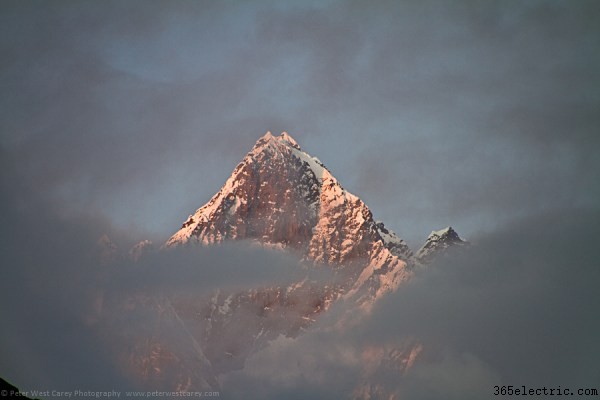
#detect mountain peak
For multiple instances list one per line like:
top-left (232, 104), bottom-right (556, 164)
top-left (165, 131), bottom-right (412, 305)
top-left (428, 226), bottom-right (459, 240)
top-left (255, 130), bottom-right (301, 151)
top-left (415, 226), bottom-right (467, 264)
top-left (279, 131), bottom-right (300, 149)
top-left (262, 131), bottom-right (274, 140)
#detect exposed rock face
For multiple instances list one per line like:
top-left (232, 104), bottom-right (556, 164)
top-left (375, 221), bottom-right (413, 262)
top-left (198, 283), bottom-right (330, 374)
top-left (415, 226), bottom-right (468, 265)
top-left (166, 132), bottom-right (412, 304)
top-left (118, 132), bottom-right (466, 393)
top-left (166, 132), bottom-right (319, 250)
top-left (124, 132), bottom-right (416, 390)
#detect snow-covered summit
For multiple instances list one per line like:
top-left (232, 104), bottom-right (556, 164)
top-left (165, 131), bottom-right (412, 304)
top-left (119, 132), bottom-right (472, 390)
top-left (255, 131), bottom-right (301, 150)
top-left (120, 132), bottom-right (469, 392)
top-left (427, 226), bottom-right (463, 243)
top-left (415, 226), bottom-right (467, 265)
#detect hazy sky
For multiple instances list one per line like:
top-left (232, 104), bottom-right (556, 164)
top-left (1, 1), bottom-right (600, 397)
top-left (224, 206), bottom-right (600, 398)
top-left (2, 0), bottom-right (598, 247)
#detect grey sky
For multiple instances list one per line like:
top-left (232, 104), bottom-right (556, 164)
top-left (0, 153), bottom-right (315, 391)
top-left (224, 207), bottom-right (600, 399)
top-left (2, 0), bottom-right (598, 247)
top-left (1, 1), bottom-right (599, 397)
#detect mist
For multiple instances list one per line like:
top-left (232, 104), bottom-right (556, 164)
top-left (1, 0), bottom-right (598, 245)
top-left (0, 151), bottom-right (315, 392)
top-left (223, 207), bottom-right (600, 399)
top-left (1, 0), bottom-right (599, 398)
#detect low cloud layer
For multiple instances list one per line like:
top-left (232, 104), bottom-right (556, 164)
top-left (1, 1), bottom-right (598, 245)
top-left (0, 153), bottom-right (314, 392)
top-left (1, 1), bottom-right (599, 398)
top-left (223, 207), bottom-right (600, 399)
top-left (2, 130), bottom-right (600, 397)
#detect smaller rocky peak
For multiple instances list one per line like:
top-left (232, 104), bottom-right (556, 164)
top-left (428, 227), bottom-right (462, 242)
top-left (415, 226), bottom-right (467, 265)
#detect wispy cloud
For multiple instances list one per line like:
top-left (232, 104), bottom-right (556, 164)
top-left (2, 1), bottom-right (598, 243)
top-left (223, 207), bottom-right (600, 398)
top-left (1, 1), bottom-right (599, 397)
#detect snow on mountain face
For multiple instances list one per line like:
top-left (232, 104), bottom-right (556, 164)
top-left (375, 221), bottom-right (413, 262)
top-left (116, 131), bottom-right (415, 391)
top-left (109, 132), bottom-right (468, 393)
top-left (166, 132), bottom-right (320, 249)
top-left (415, 226), bottom-right (467, 265)
top-left (166, 132), bottom-right (412, 303)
